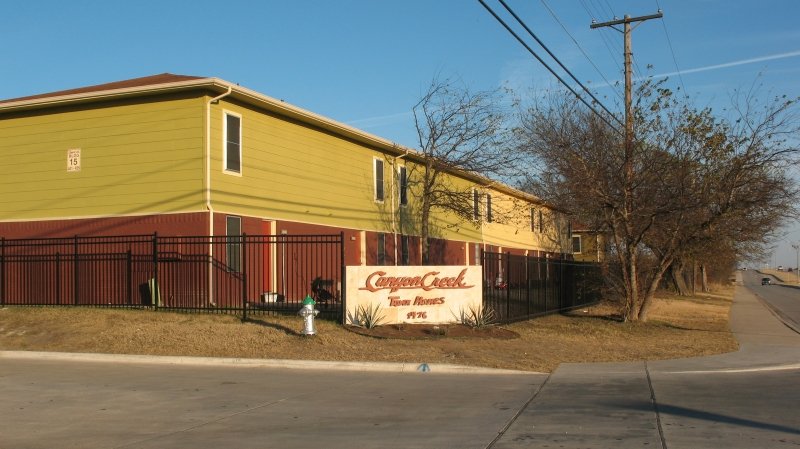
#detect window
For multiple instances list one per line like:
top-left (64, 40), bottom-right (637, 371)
top-left (400, 235), bottom-right (409, 265)
top-left (224, 112), bottom-right (242, 174)
top-left (377, 233), bottom-right (386, 265)
top-left (486, 194), bottom-right (493, 223)
top-left (374, 158), bottom-right (384, 202)
top-left (538, 210), bottom-right (544, 233)
top-left (226, 216), bottom-right (242, 272)
top-left (572, 235), bottom-right (582, 254)
top-left (398, 166), bottom-right (408, 206)
top-left (472, 189), bottom-right (480, 221)
top-left (530, 208), bottom-right (536, 232)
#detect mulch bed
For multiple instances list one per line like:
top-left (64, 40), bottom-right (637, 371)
top-left (345, 323), bottom-right (519, 340)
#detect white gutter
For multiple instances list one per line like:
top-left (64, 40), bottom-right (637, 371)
top-left (391, 150), bottom-right (410, 265)
top-left (206, 86), bottom-right (233, 305)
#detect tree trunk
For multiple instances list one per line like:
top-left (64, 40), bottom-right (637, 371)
top-left (638, 256), bottom-right (674, 322)
top-left (625, 249), bottom-right (640, 322)
top-left (667, 259), bottom-right (691, 296)
top-left (420, 197), bottom-right (431, 265)
top-left (700, 264), bottom-right (709, 292)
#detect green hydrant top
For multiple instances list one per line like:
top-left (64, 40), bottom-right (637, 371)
top-left (302, 295), bottom-right (316, 306)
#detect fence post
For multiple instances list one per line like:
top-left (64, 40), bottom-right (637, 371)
top-left (241, 233), bottom-right (248, 321)
top-left (56, 252), bottom-right (61, 305)
top-left (73, 235), bottom-right (79, 305)
top-left (525, 255), bottom-right (530, 317)
top-left (505, 252), bottom-right (510, 322)
top-left (340, 231), bottom-right (346, 324)
top-left (152, 233), bottom-right (159, 310)
top-left (126, 250), bottom-right (132, 305)
top-left (543, 256), bottom-right (549, 312)
top-left (0, 237), bottom-right (4, 306)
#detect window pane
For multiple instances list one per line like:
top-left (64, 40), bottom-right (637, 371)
top-left (226, 114), bottom-right (241, 173)
top-left (486, 194), bottom-right (493, 223)
top-left (399, 166), bottom-right (407, 205)
top-left (473, 190), bottom-right (479, 221)
top-left (375, 159), bottom-right (384, 201)
top-left (572, 236), bottom-right (582, 253)
top-left (377, 233), bottom-right (386, 265)
top-left (401, 235), bottom-right (409, 265)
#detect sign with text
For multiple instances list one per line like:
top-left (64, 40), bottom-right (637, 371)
top-left (67, 148), bottom-right (81, 172)
top-left (345, 265), bottom-right (483, 325)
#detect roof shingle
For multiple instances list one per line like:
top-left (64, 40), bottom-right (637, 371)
top-left (0, 73), bottom-right (205, 104)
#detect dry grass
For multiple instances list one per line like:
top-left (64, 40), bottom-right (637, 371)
top-left (0, 286), bottom-right (738, 373)
top-left (759, 268), bottom-right (800, 285)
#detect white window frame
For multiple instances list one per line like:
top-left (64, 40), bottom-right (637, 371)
top-left (373, 157), bottom-right (385, 203)
top-left (223, 110), bottom-right (242, 176)
top-left (572, 235), bottom-right (582, 254)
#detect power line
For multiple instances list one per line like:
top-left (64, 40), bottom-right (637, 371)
top-left (654, 0), bottom-right (689, 97)
top-left (579, 0), bottom-right (624, 75)
top-left (477, 0), bottom-right (624, 133)
top-left (539, 0), bottom-right (623, 101)
top-left (495, 0), bottom-right (623, 123)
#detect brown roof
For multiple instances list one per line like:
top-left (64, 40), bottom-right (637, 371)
top-left (0, 73), bottom-right (205, 104)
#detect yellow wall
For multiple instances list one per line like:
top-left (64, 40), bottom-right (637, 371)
top-left (208, 96), bottom-right (565, 251)
top-left (209, 99), bottom-right (403, 232)
top-left (0, 87), bottom-right (566, 255)
top-left (573, 232), bottom-right (605, 262)
top-left (0, 94), bottom-right (206, 220)
top-left (478, 190), bottom-right (568, 253)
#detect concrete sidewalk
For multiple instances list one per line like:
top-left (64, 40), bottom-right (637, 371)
top-left (491, 284), bottom-right (800, 448)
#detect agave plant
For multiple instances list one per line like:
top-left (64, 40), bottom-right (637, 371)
top-left (458, 304), bottom-right (496, 328)
top-left (351, 303), bottom-right (386, 329)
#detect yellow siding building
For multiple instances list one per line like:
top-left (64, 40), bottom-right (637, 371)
top-left (0, 74), bottom-right (572, 265)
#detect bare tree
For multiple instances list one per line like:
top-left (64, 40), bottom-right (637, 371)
top-left (518, 80), bottom-right (799, 321)
top-left (410, 78), bottom-right (523, 263)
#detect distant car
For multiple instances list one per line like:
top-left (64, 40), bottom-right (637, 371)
top-left (761, 277), bottom-right (771, 285)
top-left (778, 266), bottom-right (784, 271)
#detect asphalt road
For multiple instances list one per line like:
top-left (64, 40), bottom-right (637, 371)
top-left (746, 270), bottom-right (800, 332)
top-left (1, 278), bottom-right (799, 448)
top-left (0, 358), bottom-right (544, 449)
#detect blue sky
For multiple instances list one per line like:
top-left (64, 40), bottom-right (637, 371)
top-left (3, 0), bottom-right (799, 266)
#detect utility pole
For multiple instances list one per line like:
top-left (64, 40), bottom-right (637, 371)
top-left (590, 12), bottom-right (662, 315)
top-left (590, 11), bottom-right (663, 212)
top-left (792, 243), bottom-right (799, 284)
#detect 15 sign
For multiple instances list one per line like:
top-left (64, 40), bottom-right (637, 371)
top-left (67, 148), bottom-right (81, 172)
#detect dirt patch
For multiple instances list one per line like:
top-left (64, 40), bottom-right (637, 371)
top-left (345, 323), bottom-right (519, 340)
top-left (0, 286), bottom-right (738, 373)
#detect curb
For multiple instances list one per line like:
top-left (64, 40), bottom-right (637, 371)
top-left (752, 293), bottom-right (800, 335)
top-left (0, 350), bottom-right (538, 376)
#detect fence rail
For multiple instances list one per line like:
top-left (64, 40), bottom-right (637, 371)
top-left (481, 251), bottom-right (602, 323)
top-left (1, 235), bottom-right (600, 325)
top-left (0, 233), bottom-right (345, 320)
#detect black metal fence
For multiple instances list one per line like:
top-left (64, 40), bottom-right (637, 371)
top-left (0, 233), bottom-right (345, 320)
top-left (481, 251), bottom-right (602, 323)
top-left (1, 235), bottom-right (600, 325)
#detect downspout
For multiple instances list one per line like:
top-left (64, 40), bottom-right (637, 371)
top-left (206, 86), bottom-right (233, 305)
top-left (391, 150), bottom-right (410, 265)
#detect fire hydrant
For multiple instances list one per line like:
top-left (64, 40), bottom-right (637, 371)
top-left (298, 295), bottom-right (320, 336)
